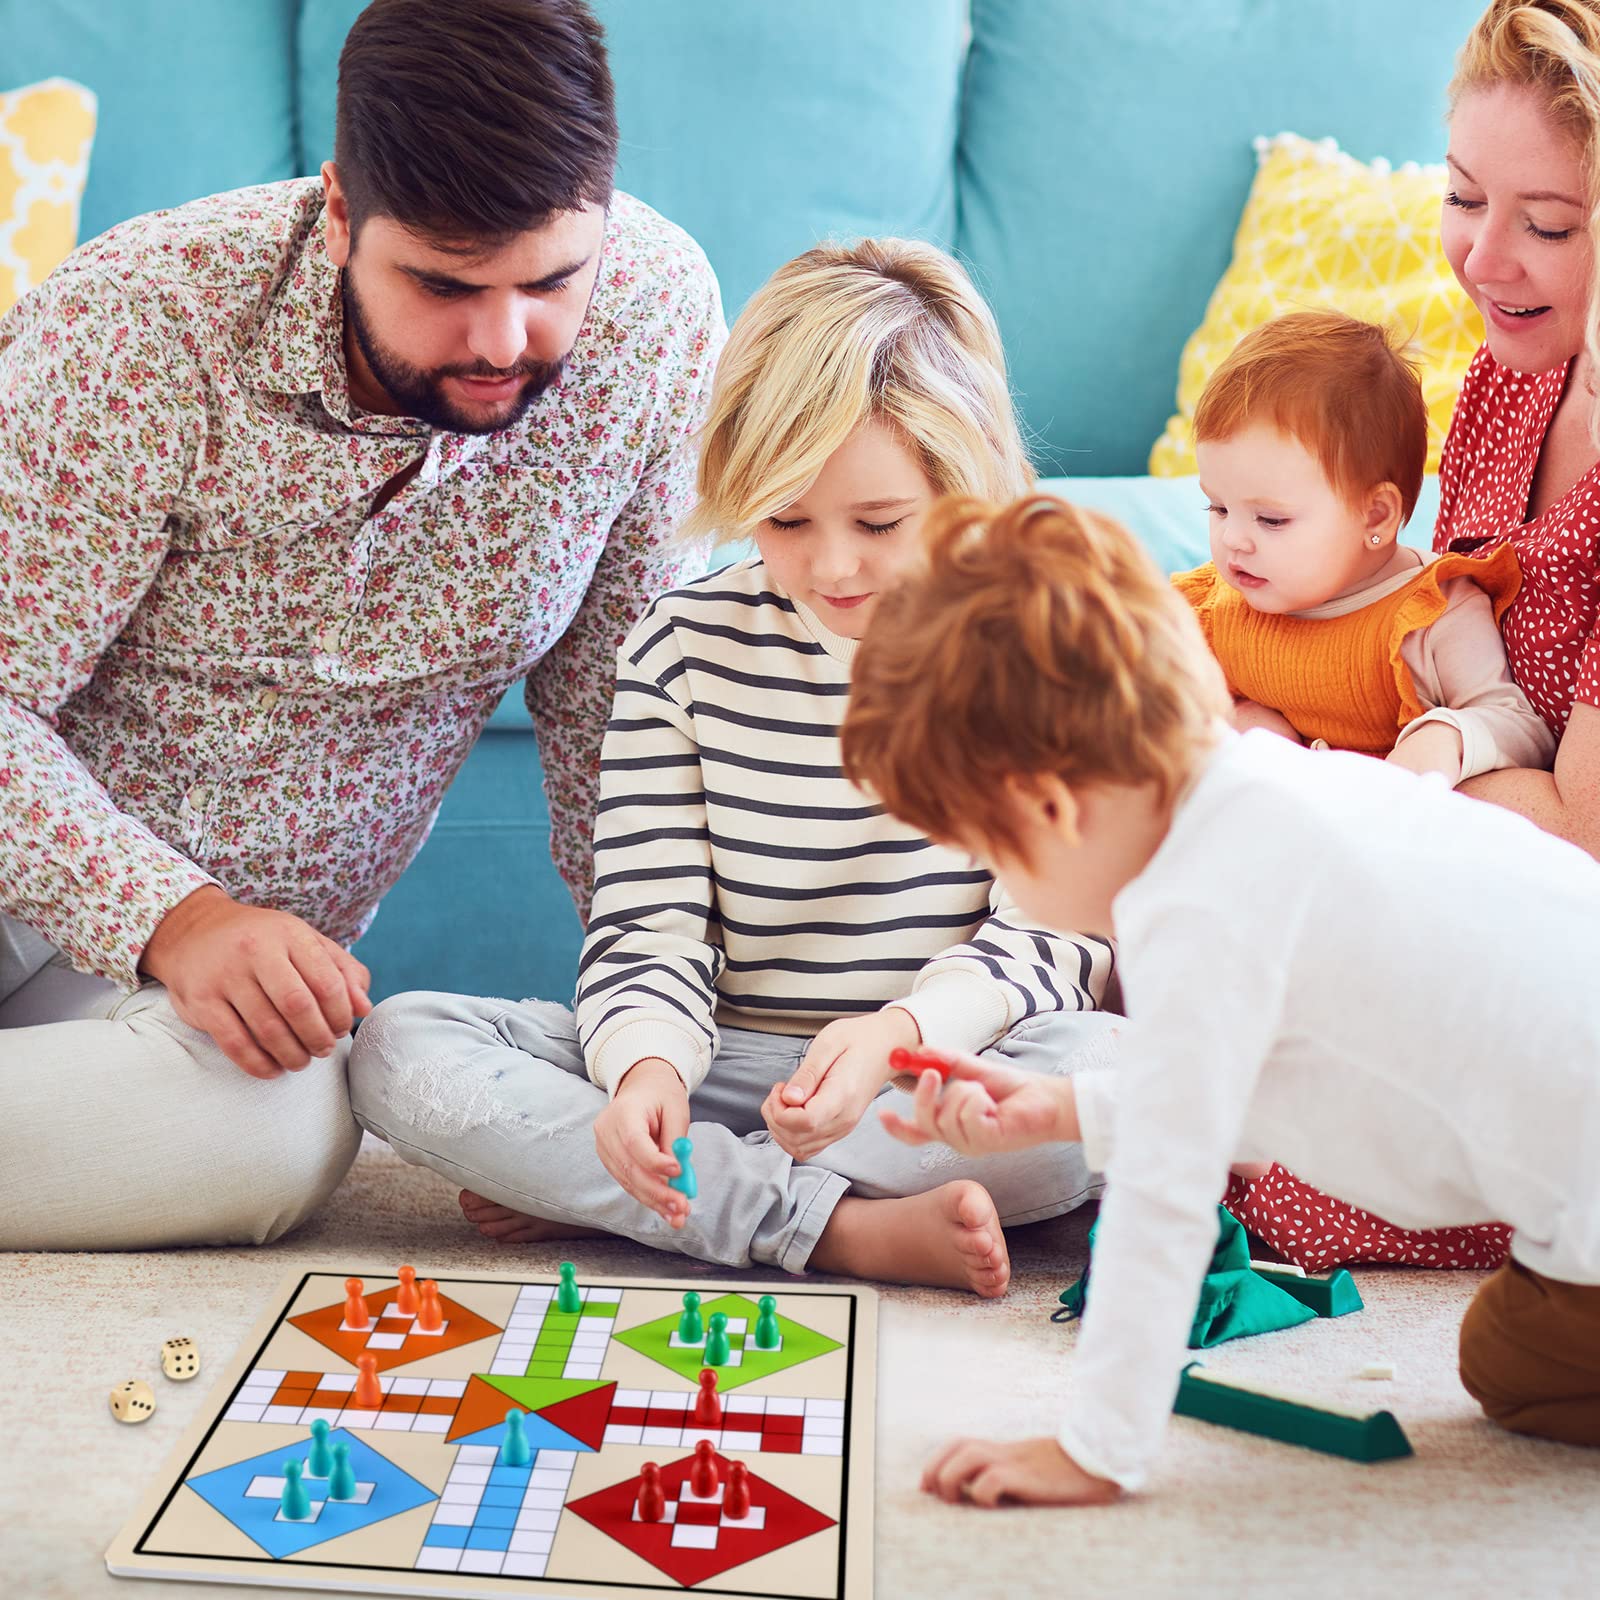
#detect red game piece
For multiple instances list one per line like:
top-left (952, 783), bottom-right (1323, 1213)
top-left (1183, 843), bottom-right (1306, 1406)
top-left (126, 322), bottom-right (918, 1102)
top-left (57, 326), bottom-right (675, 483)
top-left (689, 1439), bottom-right (719, 1498)
top-left (888, 1047), bottom-right (954, 1090)
top-left (394, 1264), bottom-right (419, 1317)
top-left (343, 1277), bottom-right (370, 1331)
top-left (416, 1280), bottom-right (443, 1333)
top-left (692, 1369), bottom-right (721, 1427)
top-left (724, 1461), bottom-right (752, 1520)
top-left (637, 1462), bottom-right (665, 1523)
top-left (354, 1353), bottom-right (382, 1409)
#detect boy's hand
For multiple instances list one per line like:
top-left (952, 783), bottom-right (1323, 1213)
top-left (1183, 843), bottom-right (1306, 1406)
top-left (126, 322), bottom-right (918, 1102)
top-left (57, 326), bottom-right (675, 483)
top-left (923, 1436), bottom-right (1121, 1508)
top-left (1231, 698), bottom-right (1304, 744)
top-left (593, 1059), bottom-right (691, 1227)
top-left (762, 1008), bottom-right (919, 1162)
top-left (880, 1050), bottom-right (1077, 1156)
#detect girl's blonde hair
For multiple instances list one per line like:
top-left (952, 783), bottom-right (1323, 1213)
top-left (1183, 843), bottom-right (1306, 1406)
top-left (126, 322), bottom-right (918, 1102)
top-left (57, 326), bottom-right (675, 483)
top-left (1452, 1), bottom-right (1600, 442)
top-left (681, 238), bottom-right (1031, 544)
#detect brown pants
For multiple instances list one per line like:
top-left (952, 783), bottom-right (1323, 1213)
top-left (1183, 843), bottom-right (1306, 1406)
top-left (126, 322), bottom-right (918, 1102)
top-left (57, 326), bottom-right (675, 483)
top-left (1459, 1258), bottom-right (1600, 1446)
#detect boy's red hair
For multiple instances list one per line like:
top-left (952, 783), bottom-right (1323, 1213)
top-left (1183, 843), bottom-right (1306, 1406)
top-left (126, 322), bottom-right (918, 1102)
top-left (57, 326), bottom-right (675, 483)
top-left (1193, 310), bottom-right (1428, 522)
top-left (840, 495), bottom-right (1229, 857)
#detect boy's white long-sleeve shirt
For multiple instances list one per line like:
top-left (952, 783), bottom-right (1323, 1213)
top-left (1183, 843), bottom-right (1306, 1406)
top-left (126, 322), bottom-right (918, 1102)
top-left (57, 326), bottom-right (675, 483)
top-left (1060, 730), bottom-right (1600, 1492)
top-left (574, 558), bottom-right (1113, 1096)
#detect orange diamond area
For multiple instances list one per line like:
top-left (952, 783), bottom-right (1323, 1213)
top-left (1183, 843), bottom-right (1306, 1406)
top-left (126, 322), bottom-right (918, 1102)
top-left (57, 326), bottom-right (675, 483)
top-left (289, 1286), bottom-right (502, 1374)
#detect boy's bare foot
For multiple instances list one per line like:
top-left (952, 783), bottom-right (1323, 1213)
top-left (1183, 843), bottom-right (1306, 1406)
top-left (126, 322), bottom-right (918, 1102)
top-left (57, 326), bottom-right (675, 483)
top-left (458, 1190), bottom-right (606, 1245)
top-left (808, 1180), bottom-right (1010, 1297)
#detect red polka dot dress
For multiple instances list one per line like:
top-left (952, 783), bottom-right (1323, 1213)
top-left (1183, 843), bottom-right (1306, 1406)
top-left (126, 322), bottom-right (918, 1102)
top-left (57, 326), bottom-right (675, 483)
top-left (1221, 344), bottom-right (1593, 1274)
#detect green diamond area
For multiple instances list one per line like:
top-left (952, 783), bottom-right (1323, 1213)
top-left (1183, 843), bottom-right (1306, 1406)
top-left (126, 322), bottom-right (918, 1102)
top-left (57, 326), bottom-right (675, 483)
top-left (612, 1294), bottom-right (842, 1390)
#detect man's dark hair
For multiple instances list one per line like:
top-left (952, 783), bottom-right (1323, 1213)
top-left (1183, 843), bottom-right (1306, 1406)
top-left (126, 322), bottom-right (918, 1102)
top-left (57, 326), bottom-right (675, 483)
top-left (334, 0), bottom-right (617, 243)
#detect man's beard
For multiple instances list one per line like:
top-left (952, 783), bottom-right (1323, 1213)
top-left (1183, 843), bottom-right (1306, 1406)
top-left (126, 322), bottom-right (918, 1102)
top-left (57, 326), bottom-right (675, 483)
top-left (341, 273), bottom-right (567, 435)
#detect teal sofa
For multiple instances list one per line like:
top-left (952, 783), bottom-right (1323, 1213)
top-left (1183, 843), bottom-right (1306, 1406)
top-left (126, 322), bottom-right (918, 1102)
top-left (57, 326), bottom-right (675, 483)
top-left (7, 0), bottom-right (1477, 1002)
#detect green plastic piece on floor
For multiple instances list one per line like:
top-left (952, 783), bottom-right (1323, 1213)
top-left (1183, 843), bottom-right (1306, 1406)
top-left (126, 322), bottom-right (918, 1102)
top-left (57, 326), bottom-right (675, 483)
top-left (327, 1441), bottom-right (357, 1502)
top-left (1057, 1206), bottom-right (1320, 1347)
top-left (1174, 1362), bottom-right (1413, 1462)
top-left (501, 1408), bottom-right (532, 1467)
top-left (556, 1261), bottom-right (581, 1314)
top-left (279, 1459), bottom-right (312, 1521)
top-left (1250, 1263), bottom-right (1364, 1318)
top-left (754, 1293), bottom-right (780, 1350)
top-left (704, 1311), bottom-right (731, 1366)
top-left (668, 1136), bottom-right (697, 1198)
top-left (678, 1291), bottom-right (704, 1346)
top-left (306, 1417), bottom-right (332, 1479)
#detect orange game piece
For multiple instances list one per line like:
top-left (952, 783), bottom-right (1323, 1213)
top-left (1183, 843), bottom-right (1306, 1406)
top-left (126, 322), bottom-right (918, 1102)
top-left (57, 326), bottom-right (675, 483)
top-left (354, 1353), bottom-right (382, 1409)
top-left (725, 1461), bottom-right (752, 1520)
top-left (689, 1439), bottom-right (719, 1498)
top-left (692, 1369), bottom-right (721, 1427)
top-left (394, 1265), bottom-right (419, 1317)
top-left (637, 1462), bottom-right (665, 1523)
top-left (416, 1279), bottom-right (443, 1333)
top-left (343, 1278), bottom-right (370, 1331)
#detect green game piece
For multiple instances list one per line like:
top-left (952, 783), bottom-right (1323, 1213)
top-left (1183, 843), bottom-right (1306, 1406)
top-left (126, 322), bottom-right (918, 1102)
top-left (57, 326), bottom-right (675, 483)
top-left (279, 1459), bottom-right (312, 1521)
top-left (754, 1294), bottom-right (781, 1350)
top-left (1250, 1263), bottom-right (1365, 1319)
top-left (306, 1417), bottom-right (333, 1479)
top-left (556, 1262), bottom-right (581, 1314)
top-left (668, 1136), bottom-right (697, 1198)
top-left (1174, 1363), bottom-right (1412, 1463)
top-left (501, 1408), bottom-right (532, 1467)
top-left (703, 1311), bottom-right (731, 1366)
top-left (327, 1440), bottom-right (357, 1502)
top-left (678, 1291), bottom-right (704, 1345)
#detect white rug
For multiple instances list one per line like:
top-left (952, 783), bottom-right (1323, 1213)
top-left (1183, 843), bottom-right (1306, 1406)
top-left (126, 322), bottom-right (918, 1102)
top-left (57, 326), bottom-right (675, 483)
top-left (7, 1136), bottom-right (1598, 1600)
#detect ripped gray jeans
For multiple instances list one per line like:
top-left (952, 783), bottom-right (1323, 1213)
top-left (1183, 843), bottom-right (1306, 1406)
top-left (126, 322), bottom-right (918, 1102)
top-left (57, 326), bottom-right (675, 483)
top-left (347, 992), bottom-right (1117, 1274)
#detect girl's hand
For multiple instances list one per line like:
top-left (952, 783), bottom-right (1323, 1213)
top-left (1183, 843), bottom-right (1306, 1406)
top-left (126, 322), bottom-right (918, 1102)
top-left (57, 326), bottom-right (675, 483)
top-left (593, 1059), bottom-right (691, 1226)
top-left (922, 1435), bottom-right (1122, 1507)
top-left (880, 1049), bottom-right (1078, 1156)
top-left (1231, 698), bottom-right (1305, 743)
top-left (762, 1008), bottom-right (919, 1161)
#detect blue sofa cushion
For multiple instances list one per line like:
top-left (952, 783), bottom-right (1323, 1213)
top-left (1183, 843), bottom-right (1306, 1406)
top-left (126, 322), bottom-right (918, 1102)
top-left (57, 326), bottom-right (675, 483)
top-left (295, 0), bottom-right (967, 320)
top-left (2, 0), bottom-right (298, 243)
top-left (957, 0), bottom-right (1483, 475)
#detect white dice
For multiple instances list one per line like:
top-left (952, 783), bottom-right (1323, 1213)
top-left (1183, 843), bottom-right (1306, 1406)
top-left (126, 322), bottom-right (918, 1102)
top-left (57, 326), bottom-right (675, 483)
top-left (161, 1337), bottom-right (200, 1381)
top-left (110, 1379), bottom-right (156, 1424)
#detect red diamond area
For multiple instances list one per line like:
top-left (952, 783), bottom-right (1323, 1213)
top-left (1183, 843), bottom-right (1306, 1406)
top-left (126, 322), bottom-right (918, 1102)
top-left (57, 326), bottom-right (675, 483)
top-left (288, 1286), bottom-right (501, 1374)
top-left (566, 1450), bottom-right (836, 1588)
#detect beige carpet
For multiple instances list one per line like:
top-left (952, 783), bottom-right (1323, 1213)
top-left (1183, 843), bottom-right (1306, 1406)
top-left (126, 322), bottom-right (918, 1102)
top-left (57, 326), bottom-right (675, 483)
top-left (7, 1136), bottom-right (1599, 1600)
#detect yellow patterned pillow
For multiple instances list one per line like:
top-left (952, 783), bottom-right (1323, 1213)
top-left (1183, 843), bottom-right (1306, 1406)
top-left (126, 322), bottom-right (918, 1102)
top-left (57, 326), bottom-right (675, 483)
top-left (1150, 132), bottom-right (1484, 477)
top-left (0, 78), bottom-right (97, 317)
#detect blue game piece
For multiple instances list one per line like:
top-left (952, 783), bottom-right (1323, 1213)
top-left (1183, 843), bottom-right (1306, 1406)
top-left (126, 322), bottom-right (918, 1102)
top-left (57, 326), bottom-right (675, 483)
top-left (306, 1417), bottom-right (332, 1479)
top-left (279, 1459), bottom-right (312, 1521)
top-left (327, 1440), bottom-right (357, 1503)
top-left (501, 1408), bottom-right (532, 1467)
top-left (668, 1136), bottom-right (697, 1198)
top-left (556, 1261), bottom-right (581, 1314)
top-left (703, 1311), bottom-right (731, 1366)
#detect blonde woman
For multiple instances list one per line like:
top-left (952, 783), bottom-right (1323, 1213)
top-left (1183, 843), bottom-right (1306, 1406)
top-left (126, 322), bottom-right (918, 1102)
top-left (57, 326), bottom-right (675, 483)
top-left (349, 240), bottom-right (1119, 1293)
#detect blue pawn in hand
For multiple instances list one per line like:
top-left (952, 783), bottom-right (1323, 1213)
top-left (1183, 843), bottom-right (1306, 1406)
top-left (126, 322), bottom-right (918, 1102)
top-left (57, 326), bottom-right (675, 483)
top-left (327, 1441), bottom-right (357, 1503)
top-left (704, 1311), bottom-right (731, 1366)
top-left (501, 1408), bottom-right (532, 1467)
top-left (668, 1136), bottom-right (697, 1199)
top-left (306, 1417), bottom-right (333, 1478)
top-left (279, 1459), bottom-right (312, 1522)
top-left (556, 1261), bottom-right (581, 1314)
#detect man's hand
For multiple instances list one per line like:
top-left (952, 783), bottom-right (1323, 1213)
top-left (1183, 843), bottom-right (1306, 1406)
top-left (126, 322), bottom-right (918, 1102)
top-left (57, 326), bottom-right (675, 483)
top-left (922, 1435), bottom-right (1122, 1508)
top-left (593, 1059), bottom-right (692, 1227)
top-left (1386, 720), bottom-right (1464, 784)
top-left (762, 1008), bottom-right (919, 1162)
top-left (1231, 698), bottom-right (1305, 743)
top-left (880, 1049), bottom-right (1078, 1156)
top-left (138, 886), bottom-right (371, 1079)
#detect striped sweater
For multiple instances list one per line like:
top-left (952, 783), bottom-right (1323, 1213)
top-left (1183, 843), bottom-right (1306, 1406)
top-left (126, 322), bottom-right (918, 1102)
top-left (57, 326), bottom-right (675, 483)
top-left (574, 557), bottom-right (1114, 1096)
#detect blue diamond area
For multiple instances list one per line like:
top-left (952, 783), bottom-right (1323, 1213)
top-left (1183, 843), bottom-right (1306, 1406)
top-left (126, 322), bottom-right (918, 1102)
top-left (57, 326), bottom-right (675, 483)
top-left (186, 1429), bottom-right (435, 1560)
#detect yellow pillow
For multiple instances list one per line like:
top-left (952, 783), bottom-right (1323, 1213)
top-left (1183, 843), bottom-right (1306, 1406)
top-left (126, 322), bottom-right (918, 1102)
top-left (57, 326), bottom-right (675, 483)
top-left (0, 78), bottom-right (97, 317)
top-left (1149, 132), bottom-right (1484, 477)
